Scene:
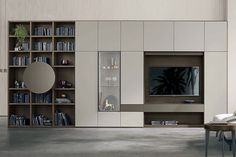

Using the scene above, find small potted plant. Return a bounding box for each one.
[14,25,28,51]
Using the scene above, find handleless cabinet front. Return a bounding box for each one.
[174,22,204,51]
[98,22,120,51]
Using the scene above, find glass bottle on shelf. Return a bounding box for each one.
[98,51,120,112]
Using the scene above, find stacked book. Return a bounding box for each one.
[33,56,50,64]
[55,110,71,126]
[56,41,74,51]
[32,114,52,126]
[55,26,75,36]
[9,114,29,126]
[34,26,52,36]
[22,42,29,51]
[33,93,52,103]
[12,92,30,103]
[33,41,52,51]
[12,56,30,66]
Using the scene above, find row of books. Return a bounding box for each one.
[33,42,52,51]
[32,93,52,103]
[9,114,30,126]
[34,26,52,36]
[56,41,75,51]
[12,56,30,66]
[33,56,50,64]
[32,114,52,126]
[12,93,30,103]
[55,26,75,36]
[55,110,71,126]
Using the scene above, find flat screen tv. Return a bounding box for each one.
[149,67,200,96]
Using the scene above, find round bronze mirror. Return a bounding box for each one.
[23,62,55,93]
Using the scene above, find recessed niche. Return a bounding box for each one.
[144,52,204,104]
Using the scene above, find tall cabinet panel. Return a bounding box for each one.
[121,52,143,104]
[98,22,120,51]
[205,22,227,51]
[205,52,227,123]
[76,52,98,127]
[144,22,174,51]
[174,22,204,51]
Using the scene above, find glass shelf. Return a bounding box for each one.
[98,51,120,112]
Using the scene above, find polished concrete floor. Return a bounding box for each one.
[0,117,232,157]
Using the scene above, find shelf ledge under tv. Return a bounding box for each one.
[143,103,204,112]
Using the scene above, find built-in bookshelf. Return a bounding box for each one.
[8,21,75,128]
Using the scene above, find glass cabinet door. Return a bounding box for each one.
[98,52,120,112]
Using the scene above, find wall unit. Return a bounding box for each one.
[8,21,75,127]
[6,20,228,127]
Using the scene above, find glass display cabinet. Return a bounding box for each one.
[98,52,120,112]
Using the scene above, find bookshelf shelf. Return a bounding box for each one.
[54,36,75,38]
[9,103,30,106]
[31,103,53,106]
[8,21,75,128]
[31,36,53,38]
[53,65,75,68]
[9,51,30,53]
[9,88,29,91]
[54,51,75,53]
[9,66,28,68]
[54,88,75,91]
[54,103,75,106]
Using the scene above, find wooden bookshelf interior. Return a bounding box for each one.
[8,21,75,127]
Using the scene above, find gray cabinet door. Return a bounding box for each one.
[205,22,227,52]
[174,22,204,51]
[121,22,143,51]
[144,22,174,51]
[75,52,98,127]
[76,22,98,51]
[204,52,227,123]
[98,21,120,51]
[121,51,143,104]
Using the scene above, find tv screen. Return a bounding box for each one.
[149,67,200,96]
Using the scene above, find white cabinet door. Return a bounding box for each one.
[121,52,143,104]
[204,52,227,123]
[121,112,143,127]
[174,22,204,51]
[144,22,174,51]
[205,22,227,52]
[75,52,98,127]
[76,21,98,51]
[98,21,120,51]
[98,112,120,127]
[121,22,143,51]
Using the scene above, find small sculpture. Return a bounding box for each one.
[104,99,114,111]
